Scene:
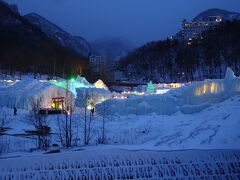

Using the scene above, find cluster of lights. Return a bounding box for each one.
[113,95,127,100]
[156,83,183,89]
[194,82,224,96]
[122,91,145,96]
[0,79,20,87]
[120,83,185,97]
[1,79,20,83]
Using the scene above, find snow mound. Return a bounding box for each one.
[0,78,68,110]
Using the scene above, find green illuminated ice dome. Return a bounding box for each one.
[49,76,94,96]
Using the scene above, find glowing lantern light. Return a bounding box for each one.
[86,98,94,110]
[87,105,92,110]
[51,102,56,108]
[195,87,201,96]
[70,78,75,82]
[66,111,71,116]
[194,81,225,96]
[210,83,216,93]
[202,84,208,94]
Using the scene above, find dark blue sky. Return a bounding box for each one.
[5,0,240,46]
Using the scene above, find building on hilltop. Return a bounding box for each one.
[181,16,222,42]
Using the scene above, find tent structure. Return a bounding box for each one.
[0,78,69,110]
[94,79,108,90]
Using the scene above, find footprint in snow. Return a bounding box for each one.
[222,114,230,120]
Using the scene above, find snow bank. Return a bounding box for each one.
[0,77,68,110]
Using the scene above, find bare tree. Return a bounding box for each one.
[0,107,12,133]
[75,90,96,145]
[84,91,98,145]
[27,98,51,150]
[96,100,112,144]
[0,107,12,154]
[57,80,75,148]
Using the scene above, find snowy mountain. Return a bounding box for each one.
[193,8,240,22]
[25,13,93,57]
[0,1,88,75]
[92,37,136,61]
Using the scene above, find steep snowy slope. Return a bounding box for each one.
[25,13,93,57]
[0,1,88,75]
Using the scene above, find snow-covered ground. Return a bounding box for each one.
[1,93,239,155]
[1,149,239,179]
[0,68,239,178]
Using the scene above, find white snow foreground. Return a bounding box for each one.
[0,149,239,179]
[98,71,240,115]
[0,77,67,110]
[2,94,239,154]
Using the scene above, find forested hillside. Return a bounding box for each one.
[119,21,240,82]
[0,1,89,78]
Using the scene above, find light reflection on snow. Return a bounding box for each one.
[155,89,170,94]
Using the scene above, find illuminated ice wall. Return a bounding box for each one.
[181,68,240,105]
[98,68,240,115]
